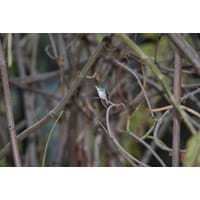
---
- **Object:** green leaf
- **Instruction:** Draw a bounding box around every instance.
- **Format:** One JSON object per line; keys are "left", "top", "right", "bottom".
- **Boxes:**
{"left": 128, "top": 104, "right": 154, "bottom": 136}
{"left": 140, "top": 43, "right": 155, "bottom": 58}
{"left": 184, "top": 132, "right": 200, "bottom": 166}
{"left": 156, "top": 36, "right": 173, "bottom": 63}
{"left": 96, "top": 34, "right": 104, "bottom": 43}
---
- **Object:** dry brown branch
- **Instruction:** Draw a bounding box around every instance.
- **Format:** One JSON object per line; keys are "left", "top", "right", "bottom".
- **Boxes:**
{"left": 15, "top": 34, "right": 38, "bottom": 166}
{"left": 0, "top": 41, "right": 21, "bottom": 166}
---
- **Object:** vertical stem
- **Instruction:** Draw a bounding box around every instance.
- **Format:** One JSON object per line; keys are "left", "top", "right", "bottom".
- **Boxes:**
{"left": 15, "top": 34, "right": 38, "bottom": 166}
{"left": 172, "top": 49, "right": 182, "bottom": 167}
{"left": 0, "top": 41, "right": 21, "bottom": 166}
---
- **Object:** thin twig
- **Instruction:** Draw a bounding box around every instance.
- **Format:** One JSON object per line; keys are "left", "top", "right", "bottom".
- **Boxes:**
{"left": 41, "top": 111, "right": 64, "bottom": 167}
{"left": 0, "top": 41, "right": 21, "bottom": 166}
{"left": 182, "top": 88, "right": 200, "bottom": 101}
{"left": 113, "top": 59, "right": 155, "bottom": 118}
{"left": 172, "top": 49, "right": 182, "bottom": 166}
{"left": 181, "top": 106, "right": 200, "bottom": 119}
{"left": 153, "top": 109, "right": 187, "bottom": 154}
{"left": 140, "top": 122, "right": 156, "bottom": 140}
{"left": 152, "top": 106, "right": 199, "bottom": 154}
{"left": 152, "top": 105, "right": 173, "bottom": 112}
{"left": 124, "top": 111, "right": 166, "bottom": 166}
{"left": 149, "top": 88, "right": 200, "bottom": 155}
{"left": 7, "top": 33, "right": 13, "bottom": 68}
{"left": 152, "top": 105, "right": 200, "bottom": 119}
{"left": 105, "top": 103, "right": 148, "bottom": 167}
{"left": 126, "top": 131, "right": 166, "bottom": 167}
{"left": 141, "top": 113, "right": 171, "bottom": 164}
{"left": 15, "top": 34, "right": 38, "bottom": 166}
{"left": 153, "top": 110, "right": 177, "bottom": 152}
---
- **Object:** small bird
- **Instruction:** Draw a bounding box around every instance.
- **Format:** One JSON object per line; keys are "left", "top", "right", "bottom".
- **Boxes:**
{"left": 95, "top": 85, "right": 110, "bottom": 107}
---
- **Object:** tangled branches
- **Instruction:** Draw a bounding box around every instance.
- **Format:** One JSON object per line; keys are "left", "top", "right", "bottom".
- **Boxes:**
{"left": 0, "top": 33, "right": 199, "bottom": 166}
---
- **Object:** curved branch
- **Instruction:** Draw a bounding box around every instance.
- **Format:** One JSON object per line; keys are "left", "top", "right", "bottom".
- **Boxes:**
{"left": 127, "top": 131, "right": 166, "bottom": 167}
{"left": 105, "top": 103, "right": 148, "bottom": 167}
{"left": 113, "top": 59, "right": 155, "bottom": 118}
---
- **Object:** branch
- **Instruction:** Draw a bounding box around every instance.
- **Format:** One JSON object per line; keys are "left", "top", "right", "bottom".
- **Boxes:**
{"left": 168, "top": 34, "right": 200, "bottom": 75}
{"left": 117, "top": 34, "right": 197, "bottom": 136}
{"left": 105, "top": 103, "right": 148, "bottom": 167}
{"left": 0, "top": 41, "right": 21, "bottom": 166}
{"left": 0, "top": 39, "right": 106, "bottom": 159}
{"left": 15, "top": 34, "right": 38, "bottom": 166}
{"left": 172, "top": 49, "right": 182, "bottom": 166}
{"left": 113, "top": 59, "right": 155, "bottom": 118}
{"left": 126, "top": 131, "right": 166, "bottom": 167}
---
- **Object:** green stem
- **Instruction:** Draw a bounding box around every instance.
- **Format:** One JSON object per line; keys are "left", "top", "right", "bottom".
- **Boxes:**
{"left": 41, "top": 111, "right": 64, "bottom": 167}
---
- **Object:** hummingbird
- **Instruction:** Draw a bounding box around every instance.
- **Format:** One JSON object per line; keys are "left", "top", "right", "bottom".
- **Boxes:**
{"left": 95, "top": 85, "right": 110, "bottom": 107}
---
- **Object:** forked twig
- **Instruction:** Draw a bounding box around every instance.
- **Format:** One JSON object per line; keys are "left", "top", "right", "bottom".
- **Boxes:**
{"left": 153, "top": 110, "right": 186, "bottom": 153}
{"left": 124, "top": 112, "right": 166, "bottom": 166}
{"left": 126, "top": 131, "right": 166, "bottom": 167}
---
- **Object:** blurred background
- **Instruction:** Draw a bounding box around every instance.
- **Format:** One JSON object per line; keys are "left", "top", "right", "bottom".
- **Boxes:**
{"left": 0, "top": 33, "right": 199, "bottom": 166}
